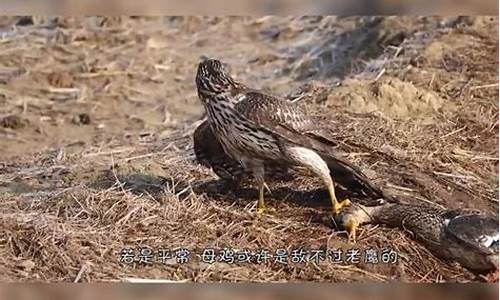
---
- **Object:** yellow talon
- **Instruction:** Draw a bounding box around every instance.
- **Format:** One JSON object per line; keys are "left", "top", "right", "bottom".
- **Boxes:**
{"left": 344, "top": 217, "right": 359, "bottom": 243}
{"left": 333, "top": 198, "right": 351, "bottom": 215}
{"left": 328, "top": 181, "right": 351, "bottom": 215}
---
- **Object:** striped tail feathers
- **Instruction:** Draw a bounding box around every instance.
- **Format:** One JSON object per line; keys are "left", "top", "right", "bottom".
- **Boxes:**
{"left": 319, "top": 152, "right": 392, "bottom": 202}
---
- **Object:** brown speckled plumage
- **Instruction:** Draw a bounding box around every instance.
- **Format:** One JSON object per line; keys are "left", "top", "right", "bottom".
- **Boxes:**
{"left": 193, "top": 58, "right": 386, "bottom": 200}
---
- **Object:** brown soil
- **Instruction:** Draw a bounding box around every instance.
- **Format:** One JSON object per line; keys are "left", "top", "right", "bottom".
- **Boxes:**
{"left": 0, "top": 16, "right": 498, "bottom": 282}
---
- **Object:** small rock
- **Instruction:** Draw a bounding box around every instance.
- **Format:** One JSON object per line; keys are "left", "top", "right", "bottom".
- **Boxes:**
{"left": 18, "top": 259, "right": 35, "bottom": 272}
{"left": 16, "top": 16, "right": 34, "bottom": 26}
{"left": 0, "top": 115, "right": 26, "bottom": 129}
{"left": 72, "top": 113, "right": 91, "bottom": 125}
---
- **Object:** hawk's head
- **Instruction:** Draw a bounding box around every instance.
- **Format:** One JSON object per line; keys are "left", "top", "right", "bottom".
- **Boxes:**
{"left": 196, "top": 57, "right": 238, "bottom": 96}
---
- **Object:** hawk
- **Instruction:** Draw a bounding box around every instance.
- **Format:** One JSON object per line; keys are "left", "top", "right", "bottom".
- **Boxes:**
{"left": 194, "top": 58, "right": 386, "bottom": 240}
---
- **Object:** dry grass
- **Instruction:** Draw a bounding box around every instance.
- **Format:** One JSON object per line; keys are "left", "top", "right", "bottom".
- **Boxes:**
{"left": 0, "top": 16, "right": 497, "bottom": 282}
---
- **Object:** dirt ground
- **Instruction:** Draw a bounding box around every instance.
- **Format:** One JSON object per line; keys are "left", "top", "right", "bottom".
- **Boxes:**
{"left": 0, "top": 16, "right": 498, "bottom": 282}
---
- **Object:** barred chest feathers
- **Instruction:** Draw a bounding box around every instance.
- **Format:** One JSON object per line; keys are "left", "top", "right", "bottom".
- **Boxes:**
{"left": 205, "top": 99, "right": 282, "bottom": 161}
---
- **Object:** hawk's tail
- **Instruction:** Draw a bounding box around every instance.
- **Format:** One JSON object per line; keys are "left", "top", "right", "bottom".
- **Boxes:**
{"left": 320, "top": 153, "right": 391, "bottom": 201}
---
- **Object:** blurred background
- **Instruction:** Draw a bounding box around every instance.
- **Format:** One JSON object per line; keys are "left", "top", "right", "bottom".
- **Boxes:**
{"left": 0, "top": 0, "right": 497, "bottom": 14}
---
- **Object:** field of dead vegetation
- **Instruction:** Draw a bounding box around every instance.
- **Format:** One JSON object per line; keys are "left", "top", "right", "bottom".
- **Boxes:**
{"left": 0, "top": 16, "right": 498, "bottom": 282}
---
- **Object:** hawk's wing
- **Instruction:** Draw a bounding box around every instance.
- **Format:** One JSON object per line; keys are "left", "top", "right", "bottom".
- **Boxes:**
{"left": 234, "top": 90, "right": 337, "bottom": 146}
{"left": 234, "top": 89, "right": 387, "bottom": 200}
{"left": 443, "top": 212, "right": 499, "bottom": 255}
{"left": 193, "top": 120, "right": 246, "bottom": 182}
{"left": 234, "top": 89, "right": 344, "bottom": 154}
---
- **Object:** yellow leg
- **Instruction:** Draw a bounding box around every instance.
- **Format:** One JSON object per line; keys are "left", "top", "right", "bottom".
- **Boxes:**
{"left": 249, "top": 163, "right": 267, "bottom": 215}
{"left": 328, "top": 181, "right": 351, "bottom": 215}
{"left": 344, "top": 218, "right": 359, "bottom": 243}
{"left": 257, "top": 181, "right": 266, "bottom": 214}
